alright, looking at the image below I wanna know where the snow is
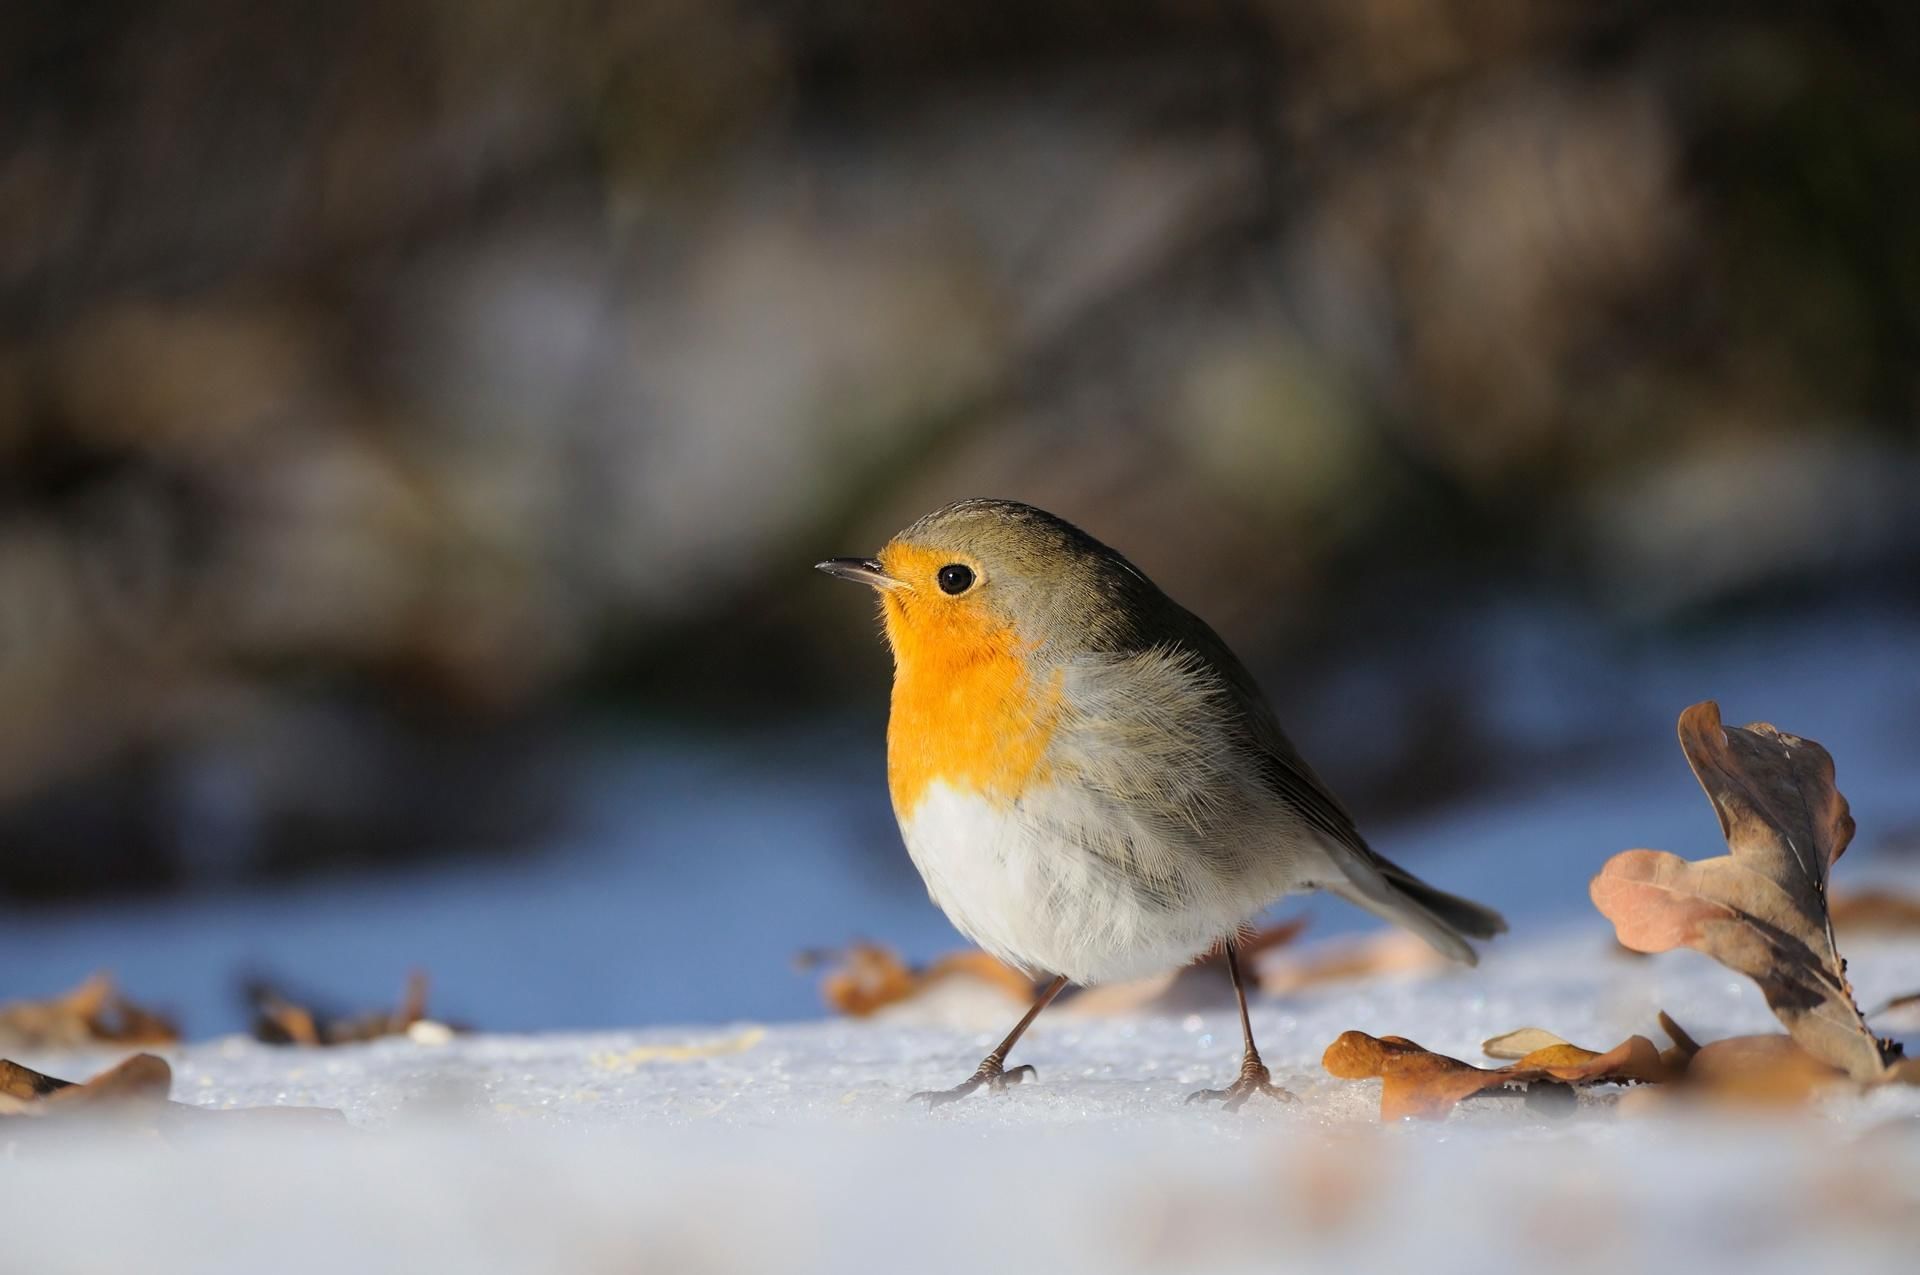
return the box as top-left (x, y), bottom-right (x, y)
top-left (5, 919), bottom-right (1918, 1274)
top-left (4, 606), bottom-right (1920, 1271)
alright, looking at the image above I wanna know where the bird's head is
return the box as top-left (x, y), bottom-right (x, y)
top-left (817, 498), bottom-right (1156, 671)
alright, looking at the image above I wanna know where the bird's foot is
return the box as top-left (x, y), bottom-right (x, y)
top-left (1186, 1055), bottom-right (1295, 1112)
top-left (910, 1057), bottom-right (1036, 1108)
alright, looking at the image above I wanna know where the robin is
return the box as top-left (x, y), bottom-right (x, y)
top-left (818, 499), bottom-right (1505, 1108)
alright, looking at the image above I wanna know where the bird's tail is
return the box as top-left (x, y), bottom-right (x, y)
top-left (1323, 844), bottom-right (1507, 966)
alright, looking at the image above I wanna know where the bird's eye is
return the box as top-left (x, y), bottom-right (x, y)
top-left (936, 563), bottom-right (975, 595)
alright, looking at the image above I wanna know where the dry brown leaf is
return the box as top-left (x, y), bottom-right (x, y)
top-left (1, 1058), bottom-right (73, 1101)
top-left (1259, 929), bottom-right (1448, 996)
top-left (0, 1054), bottom-right (344, 1137)
top-left (1064, 918), bottom-right (1310, 1016)
top-left (1055, 969), bottom-right (1182, 1016)
top-left (249, 971), bottom-right (442, 1045)
top-left (1866, 990), bottom-right (1920, 1033)
top-left (43, 1053), bottom-right (173, 1111)
top-left (1658, 1009), bottom-right (1702, 1071)
top-left (1211, 917), bottom-right (1311, 964)
top-left (1323, 1030), bottom-right (1671, 1121)
top-left (1683, 1035), bottom-right (1849, 1106)
top-left (1483, 1027), bottom-right (1574, 1061)
top-left (808, 942), bottom-right (1037, 1017)
top-left (815, 921), bottom-right (1311, 1021)
top-left (1324, 1033), bottom-right (1515, 1121)
top-left (1829, 888), bottom-right (1920, 935)
top-left (0, 975), bottom-right (179, 1051)
top-left (1657, 1010), bottom-right (1701, 1058)
top-left (1510, 1042), bottom-right (1603, 1070)
top-left (1590, 701), bottom-right (1895, 1081)
top-left (1514, 1017), bottom-right (1896, 1111)
top-left (1533, 1035), bottom-right (1671, 1085)
top-left (810, 943), bottom-right (924, 1016)
top-left (923, 950), bottom-right (1040, 1003)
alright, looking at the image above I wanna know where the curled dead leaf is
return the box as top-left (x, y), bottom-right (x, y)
top-left (1, 1058), bottom-right (73, 1101)
top-left (923, 951), bottom-right (1038, 1004)
top-left (1482, 1027), bottom-right (1574, 1061)
top-left (0, 1055), bottom-right (343, 1139)
top-left (44, 1053), bottom-right (173, 1112)
top-left (0, 975), bottom-right (179, 1051)
top-left (249, 971), bottom-right (446, 1046)
top-left (1323, 1030), bottom-right (1670, 1122)
top-left (808, 942), bottom-right (1036, 1018)
top-left (1259, 929), bottom-right (1448, 996)
top-left (1589, 701), bottom-right (1895, 1081)
top-left (1064, 918), bottom-right (1309, 1017)
top-left (1866, 990), bottom-right (1920, 1032)
top-left (807, 944), bottom-right (916, 1017)
top-left (1683, 1035), bottom-right (1849, 1106)
top-left (1657, 1009), bottom-right (1702, 1071)
top-left (1828, 888), bottom-right (1920, 935)
top-left (1509, 1042), bottom-right (1602, 1070)
top-left (1526, 1035), bottom-right (1670, 1085)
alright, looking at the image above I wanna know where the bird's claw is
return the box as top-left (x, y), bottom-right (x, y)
top-left (910, 1062), bottom-right (1036, 1108)
top-left (1186, 1058), bottom-right (1295, 1112)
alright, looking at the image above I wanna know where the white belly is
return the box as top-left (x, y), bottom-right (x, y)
top-left (897, 780), bottom-right (1280, 984)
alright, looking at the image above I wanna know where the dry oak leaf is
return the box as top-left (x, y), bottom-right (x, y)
top-left (0, 1054), bottom-right (343, 1137)
top-left (1683, 1035), bottom-right (1849, 1106)
top-left (0, 974), bottom-right (179, 1052)
top-left (807, 942), bottom-right (1036, 1018)
top-left (249, 970), bottom-right (442, 1046)
top-left (1828, 887), bottom-right (1920, 935)
top-left (1589, 701), bottom-right (1895, 1081)
top-left (1064, 918), bottom-right (1309, 1017)
top-left (1259, 929), bottom-right (1447, 996)
top-left (1657, 1009), bottom-right (1702, 1071)
top-left (1323, 1030), bottom-right (1669, 1121)
top-left (1482, 1028), bottom-right (1574, 1061)
top-left (1486, 1012), bottom-right (1702, 1074)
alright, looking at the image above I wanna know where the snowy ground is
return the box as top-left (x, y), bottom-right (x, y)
top-left (4, 608), bottom-right (1919, 1271)
top-left (5, 918), bottom-right (1919, 1275)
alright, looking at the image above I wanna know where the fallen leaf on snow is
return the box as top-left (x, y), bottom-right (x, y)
top-left (1684, 1035), bottom-right (1850, 1106)
top-left (249, 971), bottom-right (452, 1046)
top-left (1064, 918), bottom-right (1309, 1016)
top-left (1657, 1009), bottom-right (1702, 1071)
top-left (1258, 929), bottom-right (1448, 996)
top-left (805, 942), bottom-right (1036, 1018)
top-left (0, 1054), bottom-right (342, 1140)
top-left (0, 975), bottom-right (179, 1051)
top-left (0, 1058), bottom-right (75, 1101)
top-left (1590, 701), bottom-right (1897, 1081)
top-left (1323, 1030), bottom-right (1671, 1121)
top-left (1482, 1027), bottom-right (1574, 1061)
top-left (1828, 887), bottom-right (1920, 935)
top-left (1866, 990), bottom-right (1920, 1031)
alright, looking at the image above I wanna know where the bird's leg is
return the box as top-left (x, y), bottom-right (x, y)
top-left (1187, 939), bottom-right (1295, 1110)
top-left (912, 974), bottom-right (1069, 1108)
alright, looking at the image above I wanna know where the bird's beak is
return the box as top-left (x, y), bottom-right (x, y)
top-left (814, 557), bottom-right (904, 590)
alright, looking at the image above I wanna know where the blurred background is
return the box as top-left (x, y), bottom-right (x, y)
top-left (3, 0), bottom-right (1918, 1035)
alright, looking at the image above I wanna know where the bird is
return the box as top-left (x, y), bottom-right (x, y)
top-left (816, 498), bottom-right (1505, 1108)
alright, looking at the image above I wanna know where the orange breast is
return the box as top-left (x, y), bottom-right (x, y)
top-left (881, 577), bottom-right (1061, 821)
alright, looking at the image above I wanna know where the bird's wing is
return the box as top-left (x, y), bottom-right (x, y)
top-left (1142, 618), bottom-right (1374, 860)
top-left (1155, 621), bottom-right (1507, 953)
